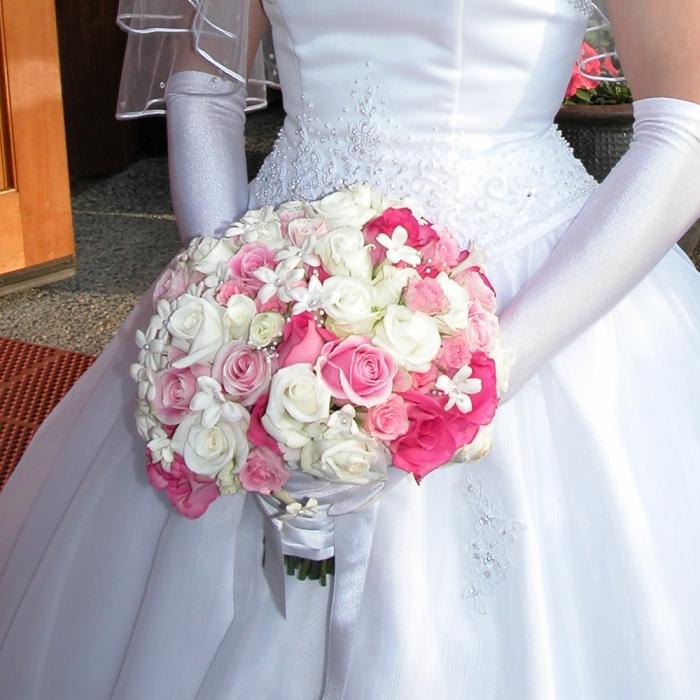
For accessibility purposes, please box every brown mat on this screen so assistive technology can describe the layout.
[0,337,95,490]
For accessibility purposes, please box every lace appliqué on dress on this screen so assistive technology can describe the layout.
[250,74,596,253]
[459,475,525,614]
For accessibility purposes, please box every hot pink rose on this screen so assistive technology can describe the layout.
[465,305,499,354]
[212,341,273,406]
[364,208,429,265]
[154,266,190,303]
[317,336,397,407]
[452,266,497,313]
[227,243,276,295]
[364,394,410,442]
[239,446,290,494]
[277,311,337,367]
[390,391,476,481]
[151,366,199,424]
[411,364,438,393]
[416,229,461,277]
[403,277,449,315]
[248,394,282,456]
[147,452,219,519]
[436,333,473,373]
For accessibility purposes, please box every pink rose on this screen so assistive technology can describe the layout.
[212,341,273,406]
[452,266,497,313]
[277,311,337,367]
[153,266,190,303]
[417,229,461,278]
[390,391,476,482]
[256,295,289,313]
[227,243,276,296]
[279,208,307,236]
[364,395,410,442]
[248,394,282,456]
[317,336,397,407]
[239,446,290,494]
[411,364,438,393]
[364,208,428,265]
[436,333,473,373]
[465,304,499,354]
[403,277,449,315]
[151,366,199,424]
[392,368,413,392]
[147,453,219,519]
[287,216,328,246]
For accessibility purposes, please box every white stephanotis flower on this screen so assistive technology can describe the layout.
[288,273,324,315]
[375,225,421,267]
[435,366,484,413]
[225,206,285,250]
[190,375,246,428]
[435,271,471,333]
[147,426,175,470]
[254,259,306,304]
[135,399,159,442]
[274,234,321,269]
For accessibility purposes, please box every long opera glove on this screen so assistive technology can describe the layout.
[499,97,700,400]
[165,70,249,244]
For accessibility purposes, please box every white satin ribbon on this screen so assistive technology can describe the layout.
[232,469,407,698]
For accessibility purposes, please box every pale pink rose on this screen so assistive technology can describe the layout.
[287,217,328,246]
[212,341,273,406]
[248,394,283,456]
[436,333,473,373]
[317,336,397,407]
[151,366,199,424]
[147,453,219,519]
[279,208,307,236]
[216,279,246,305]
[153,266,190,303]
[411,363,438,393]
[277,311,337,367]
[227,243,276,295]
[239,446,290,494]
[392,368,414,392]
[364,394,410,442]
[417,230,461,278]
[465,304,499,354]
[452,266,497,313]
[403,277,449,315]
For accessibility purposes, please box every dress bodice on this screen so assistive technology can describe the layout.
[250,0,597,254]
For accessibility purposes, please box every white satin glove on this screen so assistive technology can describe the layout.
[165,70,249,244]
[500,97,700,399]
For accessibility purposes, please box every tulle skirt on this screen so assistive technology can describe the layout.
[1,219,699,700]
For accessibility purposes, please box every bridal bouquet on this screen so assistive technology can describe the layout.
[131,185,508,541]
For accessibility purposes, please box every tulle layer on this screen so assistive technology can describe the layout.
[1,221,699,699]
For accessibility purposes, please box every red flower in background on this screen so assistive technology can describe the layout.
[565,41,620,99]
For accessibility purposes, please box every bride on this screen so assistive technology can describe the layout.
[1,0,699,698]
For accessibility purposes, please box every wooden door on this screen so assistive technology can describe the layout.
[0,0,74,293]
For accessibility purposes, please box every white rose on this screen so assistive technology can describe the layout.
[249,312,286,347]
[453,425,493,463]
[300,424,390,485]
[435,271,471,333]
[347,183,386,213]
[171,411,250,477]
[188,236,238,275]
[373,304,441,372]
[372,263,419,308]
[262,364,331,452]
[311,190,375,229]
[223,294,257,340]
[321,276,379,337]
[168,294,228,367]
[227,207,285,250]
[315,226,373,279]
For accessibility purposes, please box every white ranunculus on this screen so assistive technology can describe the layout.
[310,190,375,229]
[300,423,390,485]
[372,263,419,309]
[223,294,257,340]
[262,364,331,452]
[373,304,441,372]
[168,294,228,367]
[171,410,250,477]
[453,425,493,463]
[188,237,238,275]
[249,312,286,347]
[321,276,379,337]
[315,226,373,279]
[435,271,471,333]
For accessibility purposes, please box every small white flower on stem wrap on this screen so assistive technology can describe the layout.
[436,366,484,413]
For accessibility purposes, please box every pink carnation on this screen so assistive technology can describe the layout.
[227,243,276,296]
[239,446,290,494]
[465,304,499,354]
[403,277,449,315]
[452,266,497,313]
[416,229,461,278]
[147,453,219,519]
[216,279,246,305]
[364,395,410,442]
[436,334,473,374]
[410,364,439,393]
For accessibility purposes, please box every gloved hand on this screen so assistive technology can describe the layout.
[499,97,700,399]
[165,69,249,244]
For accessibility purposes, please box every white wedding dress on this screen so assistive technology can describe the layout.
[2,1,700,698]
